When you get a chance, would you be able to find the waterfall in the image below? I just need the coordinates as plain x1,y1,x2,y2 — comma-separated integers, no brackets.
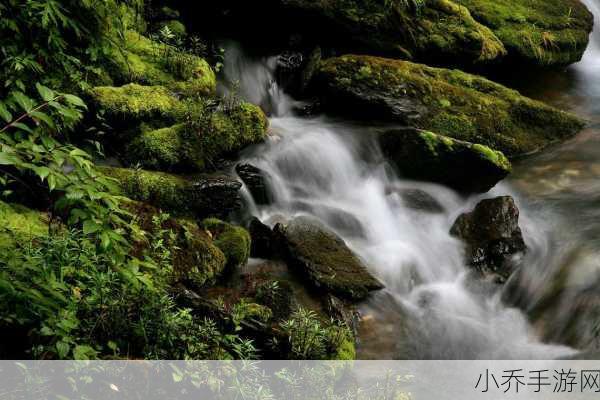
222,43,577,359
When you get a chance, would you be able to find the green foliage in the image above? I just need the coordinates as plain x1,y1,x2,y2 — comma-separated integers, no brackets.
279,308,354,360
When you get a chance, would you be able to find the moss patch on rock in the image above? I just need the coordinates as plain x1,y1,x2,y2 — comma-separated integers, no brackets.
101,167,242,218
315,55,585,157
89,83,182,131
203,218,251,269
123,102,268,173
380,128,511,193
0,201,48,251
455,0,594,66
106,31,216,97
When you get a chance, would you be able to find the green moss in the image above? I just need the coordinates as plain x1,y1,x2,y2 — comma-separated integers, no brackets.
330,337,356,360
100,166,217,219
0,201,48,251
89,83,181,128
283,0,505,64
203,218,251,269
471,143,511,171
123,101,269,173
172,219,227,288
454,0,594,65
106,31,216,97
317,55,585,156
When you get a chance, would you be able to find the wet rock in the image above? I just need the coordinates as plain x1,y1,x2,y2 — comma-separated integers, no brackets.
314,55,584,157
326,295,360,335
380,128,511,193
101,166,243,218
450,196,526,281
290,201,365,237
248,217,277,259
236,163,272,205
274,216,384,300
275,47,322,96
388,187,445,214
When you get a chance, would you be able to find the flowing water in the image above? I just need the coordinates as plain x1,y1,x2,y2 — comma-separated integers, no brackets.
222,2,600,359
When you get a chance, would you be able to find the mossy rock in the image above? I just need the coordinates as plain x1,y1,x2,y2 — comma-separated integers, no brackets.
100,167,243,218
123,102,269,173
274,216,384,300
203,218,251,269
88,83,182,131
380,128,511,193
314,55,585,157
455,0,594,66
0,201,48,251
125,201,227,288
106,31,216,97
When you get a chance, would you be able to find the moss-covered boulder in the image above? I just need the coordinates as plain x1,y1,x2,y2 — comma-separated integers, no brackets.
314,55,585,157
88,84,182,132
455,0,594,66
203,218,251,269
380,128,511,193
0,201,48,251
101,167,243,218
106,31,216,97
124,102,268,172
274,216,383,300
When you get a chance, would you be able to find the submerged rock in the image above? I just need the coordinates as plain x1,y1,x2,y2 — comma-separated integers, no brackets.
314,55,585,157
450,196,526,281
379,128,511,193
101,167,243,218
236,163,272,205
454,0,594,67
274,216,384,300
387,187,445,214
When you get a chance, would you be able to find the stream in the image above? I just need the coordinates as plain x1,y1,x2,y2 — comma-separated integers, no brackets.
222,0,600,359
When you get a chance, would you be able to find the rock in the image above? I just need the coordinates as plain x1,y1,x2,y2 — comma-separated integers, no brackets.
236,163,272,205
88,84,182,132
123,103,269,173
275,47,322,96
254,279,297,321
274,216,384,300
454,0,594,67
101,167,243,218
325,295,360,336
105,31,216,97
125,201,227,288
248,217,277,259
314,55,585,157
450,196,526,281
387,187,445,214
379,128,511,193
203,218,251,269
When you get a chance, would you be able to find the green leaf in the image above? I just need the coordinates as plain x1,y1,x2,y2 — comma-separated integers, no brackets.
32,166,50,181
56,341,70,359
12,91,34,112
63,94,86,109
0,102,12,123
0,152,17,166
83,220,101,235
73,345,97,360
35,83,55,102
47,174,56,191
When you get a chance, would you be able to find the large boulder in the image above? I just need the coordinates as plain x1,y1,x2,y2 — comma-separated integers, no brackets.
450,196,526,281
455,0,594,67
123,102,269,173
101,167,242,218
274,216,384,300
106,31,216,97
235,163,273,205
313,55,585,157
379,128,511,193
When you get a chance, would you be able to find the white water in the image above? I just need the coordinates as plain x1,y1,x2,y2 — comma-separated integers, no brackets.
224,45,578,359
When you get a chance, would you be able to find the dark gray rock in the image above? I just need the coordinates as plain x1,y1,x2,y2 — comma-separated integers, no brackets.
248,217,277,259
236,163,272,205
450,196,526,282
274,216,384,300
